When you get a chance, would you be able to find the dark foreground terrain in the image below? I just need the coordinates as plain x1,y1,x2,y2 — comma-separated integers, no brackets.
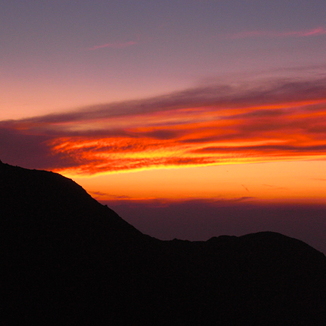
1,161,325,325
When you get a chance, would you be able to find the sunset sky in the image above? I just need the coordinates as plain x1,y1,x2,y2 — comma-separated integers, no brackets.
1,1,325,252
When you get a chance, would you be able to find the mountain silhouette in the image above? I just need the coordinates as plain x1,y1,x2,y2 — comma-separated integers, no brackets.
1,161,325,325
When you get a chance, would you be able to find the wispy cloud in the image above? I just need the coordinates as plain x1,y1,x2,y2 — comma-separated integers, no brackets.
241,185,250,193
226,27,326,39
1,76,326,175
88,40,138,51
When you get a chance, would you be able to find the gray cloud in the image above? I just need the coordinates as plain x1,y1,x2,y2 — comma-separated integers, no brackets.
0,127,78,170
4,77,326,126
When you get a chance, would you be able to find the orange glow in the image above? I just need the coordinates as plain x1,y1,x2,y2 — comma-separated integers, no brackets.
44,98,326,176
71,160,326,204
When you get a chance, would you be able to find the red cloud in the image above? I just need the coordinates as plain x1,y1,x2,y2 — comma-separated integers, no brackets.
1,77,326,175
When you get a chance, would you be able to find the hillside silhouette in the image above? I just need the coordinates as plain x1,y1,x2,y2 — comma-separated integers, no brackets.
1,160,325,325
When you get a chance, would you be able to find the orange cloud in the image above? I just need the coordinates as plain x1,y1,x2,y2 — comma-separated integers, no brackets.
1,77,326,175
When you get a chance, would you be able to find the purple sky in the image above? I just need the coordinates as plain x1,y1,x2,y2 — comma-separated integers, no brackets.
1,0,326,119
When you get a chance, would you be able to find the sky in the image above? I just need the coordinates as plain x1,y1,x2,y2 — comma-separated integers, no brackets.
1,0,326,252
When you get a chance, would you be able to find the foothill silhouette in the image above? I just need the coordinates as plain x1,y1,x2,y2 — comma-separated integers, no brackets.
1,160,325,325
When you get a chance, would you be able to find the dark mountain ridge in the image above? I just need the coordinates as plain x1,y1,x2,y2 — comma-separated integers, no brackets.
1,161,325,325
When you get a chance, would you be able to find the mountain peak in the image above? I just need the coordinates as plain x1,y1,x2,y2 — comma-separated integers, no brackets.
1,162,325,325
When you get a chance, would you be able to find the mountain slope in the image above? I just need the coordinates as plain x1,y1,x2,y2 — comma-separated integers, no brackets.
1,161,325,325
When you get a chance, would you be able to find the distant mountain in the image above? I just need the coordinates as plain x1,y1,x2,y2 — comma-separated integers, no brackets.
1,161,325,325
